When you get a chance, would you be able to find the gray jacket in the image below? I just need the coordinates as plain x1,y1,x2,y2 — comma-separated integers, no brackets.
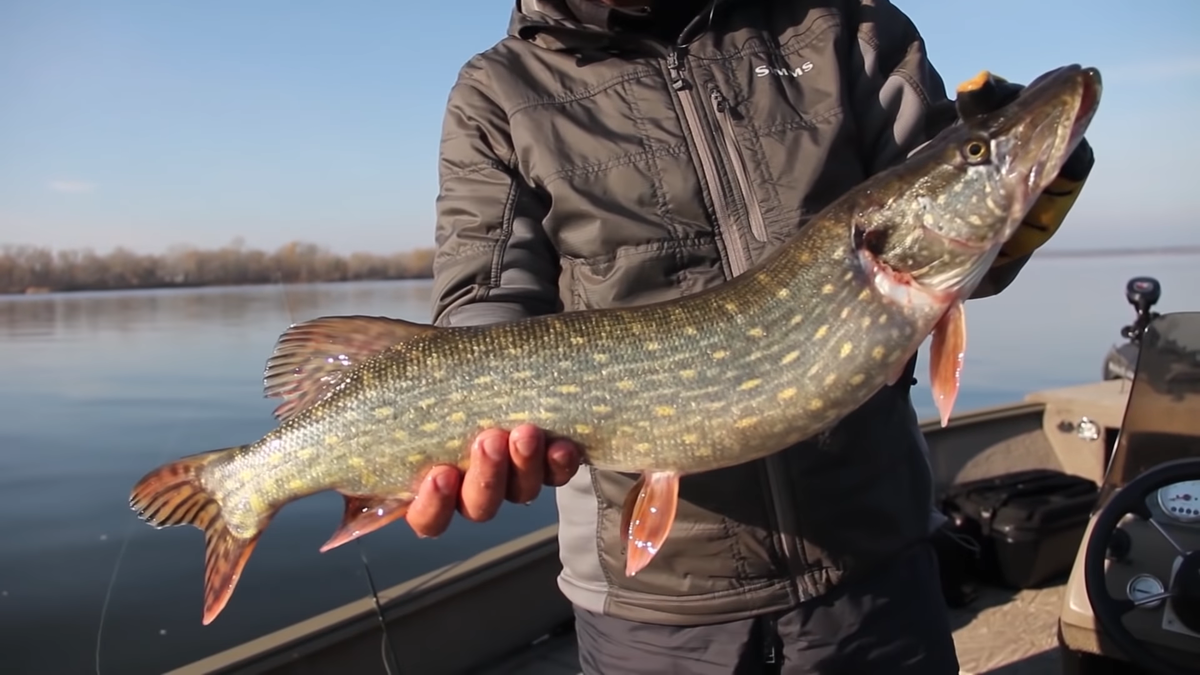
429,0,1026,625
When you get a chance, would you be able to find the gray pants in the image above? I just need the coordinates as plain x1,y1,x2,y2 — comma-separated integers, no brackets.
573,543,959,675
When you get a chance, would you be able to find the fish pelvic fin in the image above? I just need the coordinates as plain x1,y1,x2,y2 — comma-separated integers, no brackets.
319,494,414,553
620,471,681,577
930,299,967,428
128,448,265,626
263,315,438,422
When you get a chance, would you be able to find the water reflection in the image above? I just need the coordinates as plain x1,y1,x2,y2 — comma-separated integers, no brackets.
1,259,1198,674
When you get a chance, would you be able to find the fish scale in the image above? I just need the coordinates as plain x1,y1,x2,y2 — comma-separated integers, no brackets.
128,64,1102,626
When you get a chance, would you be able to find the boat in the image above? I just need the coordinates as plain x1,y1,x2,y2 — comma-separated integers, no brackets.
166,277,1200,675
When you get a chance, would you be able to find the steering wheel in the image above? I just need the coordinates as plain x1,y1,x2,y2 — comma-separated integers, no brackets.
1083,457,1200,675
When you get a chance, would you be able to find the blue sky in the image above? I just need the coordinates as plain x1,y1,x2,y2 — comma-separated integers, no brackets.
2,0,1197,255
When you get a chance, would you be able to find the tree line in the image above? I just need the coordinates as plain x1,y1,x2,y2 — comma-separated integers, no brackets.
0,239,435,294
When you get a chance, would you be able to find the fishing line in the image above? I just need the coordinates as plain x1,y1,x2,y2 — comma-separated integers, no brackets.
95,429,183,675
356,541,403,675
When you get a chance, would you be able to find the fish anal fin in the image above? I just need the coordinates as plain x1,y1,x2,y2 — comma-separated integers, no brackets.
930,300,967,428
263,315,437,422
319,494,413,553
129,447,268,626
620,471,681,577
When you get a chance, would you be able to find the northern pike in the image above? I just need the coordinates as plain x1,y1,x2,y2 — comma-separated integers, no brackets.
130,64,1101,625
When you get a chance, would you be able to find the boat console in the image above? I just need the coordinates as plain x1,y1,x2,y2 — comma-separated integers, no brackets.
1058,310,1200,674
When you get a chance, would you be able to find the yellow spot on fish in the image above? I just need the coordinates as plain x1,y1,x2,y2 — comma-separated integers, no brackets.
392,430,407,441
321,435,338,447
507,412,530,422
571,336,586,345
781,350,800,365
593,353,610,364
799,251,813,263
634,442,652,452
680,369,697,379
617,380,635,390
735,416,760,429
477,418,495,427
824,373,837,386
420,422,440,433
474,375,493,385
747,327,765,338
448,411,467,423
776,288,790,299
288,479,305,490
712,350,729,360
238,469,255,482
684,325,699,336
840,307,850,320
349,457,366,468
789,314,804,326
575,424,593,434
872,346,886,360
682,433,699,444
419,398,436,408
249,494,266,513
408,454,425,464
861,317,872,328
822,284,834,294
778,387,797,401
655,405,676,417
843,271,854,281
645,341,661,351
557,384,581,394
849,373,866,385
513,370,535,379
859,288,872,301
807,363,821,377
593,405,612,414
724,302,738,313
840,342,853,358
808,399,825,411
445,439,460,450
878,314,888,324
739,378,763,391
814,325,828,339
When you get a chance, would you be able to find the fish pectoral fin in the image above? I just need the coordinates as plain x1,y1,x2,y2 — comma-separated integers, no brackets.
929,299,967,428
129,447,266,626
263,315,438,422
620,471,681,577
319,494,413,553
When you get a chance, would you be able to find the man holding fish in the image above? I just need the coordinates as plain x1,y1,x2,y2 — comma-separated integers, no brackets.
418,0,1096,673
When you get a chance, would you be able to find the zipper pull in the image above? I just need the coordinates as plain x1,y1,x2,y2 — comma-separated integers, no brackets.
710,88,728,113
667,47,690,91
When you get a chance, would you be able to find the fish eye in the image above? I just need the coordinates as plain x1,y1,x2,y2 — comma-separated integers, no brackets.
962,139,990,164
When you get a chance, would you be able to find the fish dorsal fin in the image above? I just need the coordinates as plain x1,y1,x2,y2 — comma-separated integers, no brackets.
263,315,437,422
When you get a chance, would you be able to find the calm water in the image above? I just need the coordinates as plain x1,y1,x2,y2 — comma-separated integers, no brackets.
0,258,1197,674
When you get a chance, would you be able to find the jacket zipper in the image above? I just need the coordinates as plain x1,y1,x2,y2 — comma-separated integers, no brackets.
667,45,804,590
710,89,769,243
666,47,753,276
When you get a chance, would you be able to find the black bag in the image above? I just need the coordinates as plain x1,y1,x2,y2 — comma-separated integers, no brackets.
938,469,1099,590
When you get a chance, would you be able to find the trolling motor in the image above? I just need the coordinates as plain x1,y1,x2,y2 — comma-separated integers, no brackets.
1102,276,1163,381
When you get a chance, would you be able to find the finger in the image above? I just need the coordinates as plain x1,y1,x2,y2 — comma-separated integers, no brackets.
458,429,510,522
544,438,582,487
405,466,461,538
506,424,546,504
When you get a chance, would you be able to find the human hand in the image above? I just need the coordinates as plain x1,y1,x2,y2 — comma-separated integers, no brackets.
405,424,582,537
955,69,1096,265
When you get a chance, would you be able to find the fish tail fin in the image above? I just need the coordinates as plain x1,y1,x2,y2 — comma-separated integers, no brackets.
129,447,264,625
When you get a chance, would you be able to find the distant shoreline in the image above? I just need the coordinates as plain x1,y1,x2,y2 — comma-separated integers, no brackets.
1,241,435,296
3,242,1198,296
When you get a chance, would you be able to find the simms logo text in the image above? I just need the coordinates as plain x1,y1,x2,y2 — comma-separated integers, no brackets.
755,62,814,78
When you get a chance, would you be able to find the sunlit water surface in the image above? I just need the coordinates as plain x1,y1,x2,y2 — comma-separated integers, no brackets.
0,258,1196,674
